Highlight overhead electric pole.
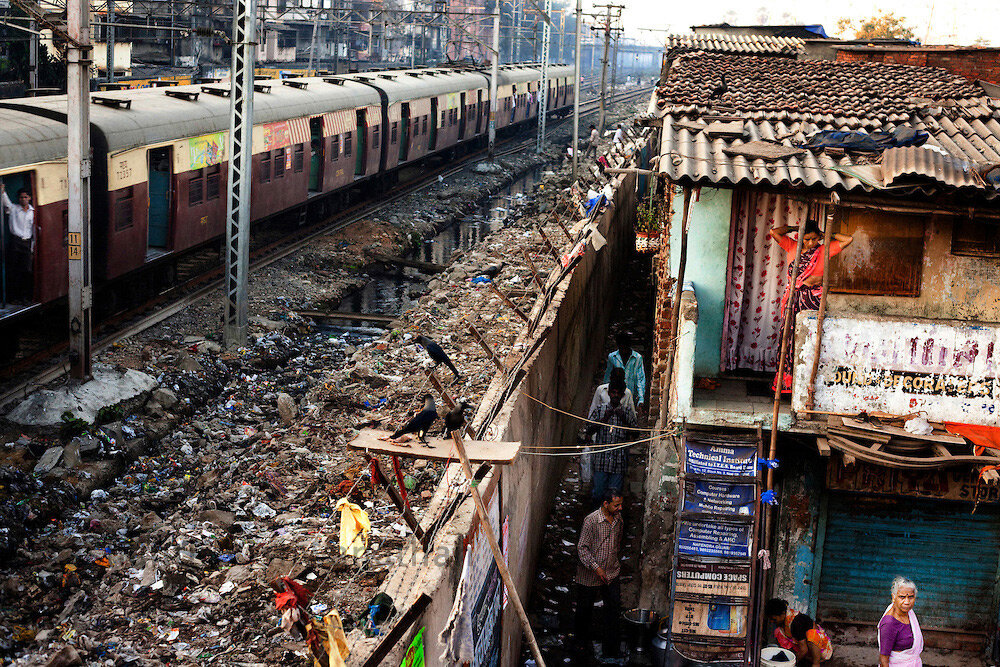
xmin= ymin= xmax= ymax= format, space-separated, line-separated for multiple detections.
xmin=223 ymin=0 xmax=258 ymax=349
xmin=488 ymin=2 xmax=499 ymax=156
xmin=106 ymin=0 xmax=115 ymax=83
xmin=597 ymin=6 xmax=609 ymax=132
xmin=307 ymin=7 xmax=320 ymax=73
xmin=67 ymin=0 xmax=93 ymax=379
xmin=28 ymin=20 xmax=38 ymax=89
xmin=535 ymin=0 xmax=552 ymax=152
xmin=571 ymin=0 xmax=581 ymax=179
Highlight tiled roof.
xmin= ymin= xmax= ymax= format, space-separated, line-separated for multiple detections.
xmin=654 ymin=53 xmax=1000 ymax=199
xmin=665 ymin=33 xmax=804 ymax=56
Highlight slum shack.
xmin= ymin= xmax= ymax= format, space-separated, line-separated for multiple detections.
xmin=644 ymin=52 xmax=1000 ymax=656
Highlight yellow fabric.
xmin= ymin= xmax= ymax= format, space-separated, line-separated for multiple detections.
xmin=336 ymin=498 xmax=371 ymax=557
xmin=312 ymin=610 xmax=349 ymax=667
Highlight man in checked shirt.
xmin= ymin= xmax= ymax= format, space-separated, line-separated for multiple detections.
xmin=574 ymin=488 xmax=624 ymax=664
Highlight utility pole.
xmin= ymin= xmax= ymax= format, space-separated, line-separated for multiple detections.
xmin=510 ymin=0 xmax=519 ymax=62
xmin=223 ymin=0 xmax=257 ymax=349
xmin=609 ymin=31 xmax=618 ymax=95
xmin=307 ymin=6 xmax=319 ymax=73
xmin=571 ymin=0 xmax=580 ymax=179
xmin=597 ymin=6 xmax=609 ymax=132
xmin=535 ymin=0 xmax=551 ymax=152
xmin=28 ymin=20 xmax=38 ymax=89
xmin=105 ymin=0 xmax=115 ymax=83
xmin=488 ymin=1 xmax=499 ymax=157
xmin=67 ymin=0 xmax=93 ymax=379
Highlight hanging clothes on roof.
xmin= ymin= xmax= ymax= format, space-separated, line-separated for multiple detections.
xmin=802 ymin=126 xmax=929 ymax=152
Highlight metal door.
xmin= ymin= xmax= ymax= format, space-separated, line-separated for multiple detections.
xmin=399 ymin=103 xmax=410 ymax=162
xmin=429 ymin=98 xmax=438 ymax=150
xmin=355 ymin=110 xmax=367 ymax=176
xmin=818 ymin=493 xmax=1000 ymax=632
xmin=309 ymin=116 xmax=324 ymax=191
xmin=458 ymin=92 xmax=466 ymax=139
xmin=147 ymin=147 xmax=171 ymax=248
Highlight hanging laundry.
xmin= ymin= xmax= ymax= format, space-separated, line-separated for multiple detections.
xmin=307 ymin=610 xmax=350 ymax=667
xmin=945 ymin=422 xmax=1000 ymax=456
xmin=401 ymin=627 xmax=426 ymax=667
xmin=336 ymin=498 xmax=371 ymax=557
xmin=438 ymin=552 xmax=474 ymax=663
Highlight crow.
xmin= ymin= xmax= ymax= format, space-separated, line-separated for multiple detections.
xmin=415 ymin=335 xmax=461 ymax=380
xmin=709 ymin=73 xmax=728 ymax=100
xmin=478 ymin=262 xmax=505 ymax=280
xmin=442 ymin=400 xmax=473 ymax=437
xmin=388 ymin=394 xmax=438 ymax=444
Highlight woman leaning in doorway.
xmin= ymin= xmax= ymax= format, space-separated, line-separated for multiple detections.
xmin=878 ymin=576 xmax=923 ymax=667
xmin=768 ymin=220 xmax=853 ymax=392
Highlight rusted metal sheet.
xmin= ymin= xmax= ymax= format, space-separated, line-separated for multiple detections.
xmin=882 ymin=145 xmax=983 ymax=189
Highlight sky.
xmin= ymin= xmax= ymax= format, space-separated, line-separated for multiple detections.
xmin=609 ymin=0 xmax=999 ymax=47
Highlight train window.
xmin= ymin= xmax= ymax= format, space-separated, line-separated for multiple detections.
xmin=391 ymin=122 xmax=398 ymax=144
xmin=115 ymin=186 xmax=134 ymax=231
xmin=344 ymin=132 xmax=352 ymax=156
xmin=412 ymin=119 xmax=418 ymax=136
xmin=206 ymin=164 xmax=221 ymax=200
xmin=441 ymin=111 xmax=446 ymax=127
xmin=331 ymin=135 xmax=340 ymax=159
xmin=373 ymin=126 xmax=380 ymax=147
xmin=188 ymin=170 xmax=204 ymax=207
xmin=275 ymin=148 xmax=286 ymax=177
xmin=293 ymin=146 xmax=305 ymax=173
xmin=260 ymin=151 xmax=271 ymax=183
xmin=422 ymin=116 xmax=428 ymax=134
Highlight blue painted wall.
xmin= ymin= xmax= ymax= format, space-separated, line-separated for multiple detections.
xmin=669 ymin=187 xmax=733 ymax=378
xmin=771 ymin=446 xmax=824 ymax=616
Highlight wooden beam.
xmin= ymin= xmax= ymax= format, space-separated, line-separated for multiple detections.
xmin=535 ymin=224 xmax=563 ymax=263
xmin=816 ymin=437 xmax=831 ymax=457
xmin=602 ymin=167 xmax=655 ymax=175
xmin=521 ymin=249 xmax=545 ymax=290
xmin=348 ymin=428 xmax=520 ymax=464
xmin=359 ymin=593 xmax=433 ymax=667
xmin=364 ymin=453 xmax=430 ymax=551
xmin=296 ymin=310 xmax=395 ymax=325
xmin=468 ymin=322 xmax=506 ymax=371
xmin=425 ymin=370 xmax=477 ymax=439
xmin=488 ymin=283 xmax=530 ymax=323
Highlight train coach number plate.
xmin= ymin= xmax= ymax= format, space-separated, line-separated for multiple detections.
xmin=68 ymin=233 xmax=82 ymax=260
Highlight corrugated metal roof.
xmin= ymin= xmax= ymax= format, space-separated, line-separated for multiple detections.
xmin=655 ymin=53 xmax=1000 ymax=200
xmin=0 ymin=108 xmax=69 ymax=169
xmin=665 ymin=33 xmax=804 ymax=56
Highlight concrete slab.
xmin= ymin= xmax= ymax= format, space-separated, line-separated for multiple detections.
xmin=6 ymin=364 xmax=157 ymax=428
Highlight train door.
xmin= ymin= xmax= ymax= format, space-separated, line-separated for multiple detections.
xmin=309 ymin=117 xmax=324 ymax=192
xmin=458 ymin=92 xmax=467 ymax=139
xmin=147 ymin=147 xmax=172 ymax=249
xmin=475 ymin=90 xmax=483 ymax=134
xmin=0 ymin=171 xmax=34 ymax=305
xmin=399 ymin=103 xmax=410 ymax=162
xmin=355 ymin=110 xmax=367 ymax=177
xmin=429 ymin=97 xmax=438 ymax=150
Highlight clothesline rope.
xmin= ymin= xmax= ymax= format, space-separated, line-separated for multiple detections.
xmin=520 ymin=389 xmax=657 ymax=433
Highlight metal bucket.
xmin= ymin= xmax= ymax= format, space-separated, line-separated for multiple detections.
xmin=622 ymin=608 xmax=659 ymax=654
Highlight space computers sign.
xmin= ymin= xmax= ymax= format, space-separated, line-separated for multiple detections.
xmin=465 ymin=478 xmax=502 ymax=667
xmin=793 ymin=314 xmax=1000 ymax=426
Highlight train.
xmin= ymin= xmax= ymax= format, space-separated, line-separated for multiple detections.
xmin=0 ymin=63 xmax=576 ymax=320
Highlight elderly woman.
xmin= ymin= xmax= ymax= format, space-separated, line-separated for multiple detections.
xmin=768 ymin=220 xmax=853 ymax=392
xmin=878 ymin=576 xmax=923 ymax=667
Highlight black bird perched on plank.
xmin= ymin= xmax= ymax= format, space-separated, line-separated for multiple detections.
xmin=416 ymin=335 xmax=461 ymax=380
xmin=709 ymin=73 xmax=728 ymax=100
xmin=387 ymin=394 xmax=438 ymax=444
xmin=442 ymin=400 xmax=473 ymax=437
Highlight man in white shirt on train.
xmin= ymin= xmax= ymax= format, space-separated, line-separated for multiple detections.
xmin=1 ymin=182 xmax=35 ymax=304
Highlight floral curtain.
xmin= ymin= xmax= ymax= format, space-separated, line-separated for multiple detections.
xmin=721 ymin=191 xmax=814 ymax=373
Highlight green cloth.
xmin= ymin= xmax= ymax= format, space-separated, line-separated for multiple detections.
xmin=400 ymin=627 xmax=425 ymax=667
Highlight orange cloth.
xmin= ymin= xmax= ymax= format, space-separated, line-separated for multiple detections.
xmin=775 ymin=236 xmax=844 ymax=285
xmin=944 ymin=422 xmax=1000 ymax=456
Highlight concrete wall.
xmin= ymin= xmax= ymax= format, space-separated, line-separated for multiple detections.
xmin=350 ymin=157 xmax=645 ymax=666
xmin=668 ymin=187 xmax=733 ymax=377
xmin=827 ymin=214 xmax=1000 ymax=324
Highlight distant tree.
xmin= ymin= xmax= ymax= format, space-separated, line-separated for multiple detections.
xmin=972 ymin=36 xmax=992 ymax=47
xmin=721 ymin=9 xmax=739 ymax=25
xmin=754 ymin=6 xmax=770 ymax=25
xmin=837 ymin=12 xmax=916 ymax=40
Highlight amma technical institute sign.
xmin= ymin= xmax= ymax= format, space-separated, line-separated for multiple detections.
xmin=793 ymin=314 xmax=1000 ymax=426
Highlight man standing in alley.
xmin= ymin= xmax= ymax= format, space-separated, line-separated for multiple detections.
xmin=585 ymin=124 xmax=599 ymax=158
xmin=1 ymin=182 xmax=35 ymax=305
xmin=575 ymin=488 xmax=624 ymax=665
xmin=604 ymin=332 xmax=646 ymax=416
xmin=586 ymin=375 xmax=637 ymax=506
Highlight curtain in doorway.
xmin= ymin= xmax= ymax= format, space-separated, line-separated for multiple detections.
xmin=720 ymin=191 xmax=814 ymax=373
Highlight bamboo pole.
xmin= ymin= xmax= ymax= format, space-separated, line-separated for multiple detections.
xmin=451 ymin=432 xmax=546 ymax=667
xmin=805 ymin=205 xmax=836 ymax=412
xmin=661 ymin=188 xmax=693 ymax=417
xmin=764 ymin=221 xmax=806 ymax=548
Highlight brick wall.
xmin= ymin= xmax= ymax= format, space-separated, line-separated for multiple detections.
xmin=836 ymin=48 xmax=1000 ymax=85
xmin=648 ymin=185 xmax=674 ymax=423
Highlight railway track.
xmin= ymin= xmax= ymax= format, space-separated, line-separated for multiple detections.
xmin=0 ymin=85 xmax=654 ymax=409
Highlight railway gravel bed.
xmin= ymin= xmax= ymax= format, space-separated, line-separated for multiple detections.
xmin=0 ymin=96 xmax=645 ymax=666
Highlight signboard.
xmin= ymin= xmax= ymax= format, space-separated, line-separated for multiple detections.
xmin=682 ymin=480 xmax=755 ymax=516
xmin=677 ymin=520 xmax=753 ymax=558
xmin=671 ymin=641 xmax=748 ymax=663
xmin=189 ymin=132 xmax=226 ymax=170
xmin=671 ymin=600 xmax=748 ymax=638
xmin=793 ymin=314 xmax=1000 ymax=426
xmin=465 ymin=478 xmax=502 ymax=667
xmin=262 ymin=121 xmax=292 ymax=151
xmin=684 ymin=440 xmax=758 ymax=477
xmin=675 ymin=557 xmax=752 ymax=599
xmin=827 ymin=460 xmax=1000 ymax=503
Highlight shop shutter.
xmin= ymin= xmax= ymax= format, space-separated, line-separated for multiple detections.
xmin=818 ymin=493 xmax=1000 ymax=633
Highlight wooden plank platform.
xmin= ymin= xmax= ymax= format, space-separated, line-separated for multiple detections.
xmin=348 ymin=428 xmax=520 ymax=464
xmin=840 ymin=417 xmax=966 ymax=445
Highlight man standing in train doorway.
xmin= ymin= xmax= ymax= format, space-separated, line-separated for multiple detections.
xmin=1 ymin=182 xmax=35 ymax=305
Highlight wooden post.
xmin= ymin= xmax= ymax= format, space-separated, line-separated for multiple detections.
xmin=764 ymin=217 xmax=806 ymax=548
xmin=364 ymin=453 xmax=430 ymax=550
xmin=451 ymin=432 xmax=546 ymax=667
xmin=661 ymin=188 xmax=693 ymax=416
xmin=522 ymin=248 xmax=546 ymax=289
xmin=425 ymin=370 xmax=477 ymax=439
xmin=468 ymin=323 xmax=506 ymax=371
xmin=535 ymin=224 xmax=563 ymax=263
xmin=489 ymin=283 xmax=530 ymax=323
xmin=806 ymin=205 xmax=836 ymax=412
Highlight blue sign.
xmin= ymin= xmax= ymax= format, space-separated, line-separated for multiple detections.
xmin=683 ymin=480 xmax=756 ymax=516
xmin=678 ymin=520 xmax=753 ymax=558
xmin=685 ymin=441 xmax=757 ymax=477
